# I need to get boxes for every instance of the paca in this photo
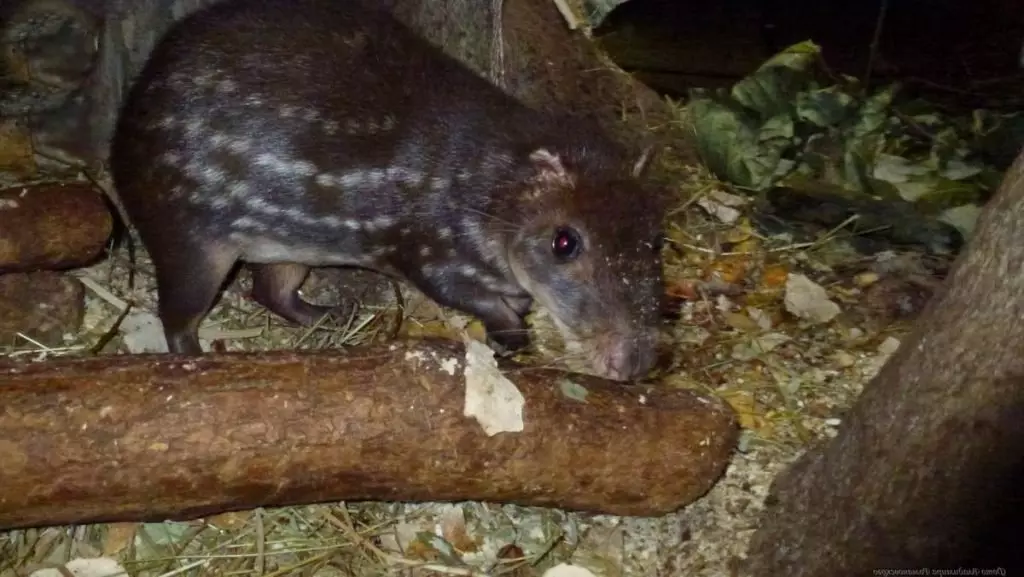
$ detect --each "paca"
[109,0,665,381]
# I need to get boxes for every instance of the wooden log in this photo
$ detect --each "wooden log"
[0,182,113,274]
[0,271,85,347]
[0,339,738,530]
[743,148,1024,574]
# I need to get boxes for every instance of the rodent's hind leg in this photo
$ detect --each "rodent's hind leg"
[154,241,240,355]
[248,262,333,326]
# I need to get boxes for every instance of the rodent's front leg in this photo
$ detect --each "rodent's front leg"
[414,279,530,353]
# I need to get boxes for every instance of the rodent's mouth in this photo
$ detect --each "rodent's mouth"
[548,315,657,382]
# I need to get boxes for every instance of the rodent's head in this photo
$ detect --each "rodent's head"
[505,145,666,382]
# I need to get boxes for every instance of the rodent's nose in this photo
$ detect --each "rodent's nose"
[601,333,657,381]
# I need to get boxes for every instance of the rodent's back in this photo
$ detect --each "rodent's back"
[110,0,549,232]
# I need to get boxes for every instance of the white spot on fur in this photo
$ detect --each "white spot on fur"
[343,219,362,231]
[325,167,426,190]
[400,227,411,235]
[218,80,238,93]
[184,118,204,138]
[302,109,320,123]
[232,216,265,231]
[323,120,340,135]
[369,215,396,230]
[209,197,231,209]
[209,133,229,148]
[254,153,317,177]
[226,138,251,155]
[200,166,228,186]
[193,72,216,87]
[318,215,344,228]
[227,181,251,198]
[429,177,450,192]
[438,227,453,239]
[159,151,182,167]
[419,246,432,257]
[280,105,298,118]
[458,264,478,277]
[243,196,281,216]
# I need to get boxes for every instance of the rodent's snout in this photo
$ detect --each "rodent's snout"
[595,328,659,382]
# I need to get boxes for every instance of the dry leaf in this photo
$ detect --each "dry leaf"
[205,510,252,530]
[854,271,880,287]
[724,311,760,332]
[762,264,790,289]
[402,319,460,340]
[710,256,749,284]
[784,273,841,324]
[438,504,478,552]
[666,278,699,301]
[697,196,741,223]
[718,389,771,433]
[101,523,139,556]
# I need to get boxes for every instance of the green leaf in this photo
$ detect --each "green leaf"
[689,97,788,190]
[796,86,855,127]
[558,378,590,403]
[758,40,823,72]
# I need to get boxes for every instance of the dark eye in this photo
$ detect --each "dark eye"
[552,226,582,261]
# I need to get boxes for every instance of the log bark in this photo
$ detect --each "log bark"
[0,338,738,531]
[0,182,113,273]
[0,271,85,346]
[743,148,1024,574]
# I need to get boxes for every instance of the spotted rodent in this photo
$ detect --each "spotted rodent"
[109,0,666,381]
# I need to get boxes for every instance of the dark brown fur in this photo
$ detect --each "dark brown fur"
[109,0,665,380]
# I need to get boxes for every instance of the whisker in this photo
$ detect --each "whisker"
[456,205,519,229]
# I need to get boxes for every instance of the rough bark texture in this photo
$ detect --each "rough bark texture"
[392,0,696,166]
[0,338,738,531]
[0,271,85,346]
[744,148,1024,574]
[0,182,113,273]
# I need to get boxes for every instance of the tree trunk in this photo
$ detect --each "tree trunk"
[0,338,738,531]
[743,148,1024,574]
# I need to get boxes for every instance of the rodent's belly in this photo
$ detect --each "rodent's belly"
[230,232,376,268]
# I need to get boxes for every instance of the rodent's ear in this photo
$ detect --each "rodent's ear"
[632,144,658,178]
[528,148,574,187]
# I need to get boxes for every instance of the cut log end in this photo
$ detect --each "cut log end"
[0,338,738,530]
[0,182,114,274]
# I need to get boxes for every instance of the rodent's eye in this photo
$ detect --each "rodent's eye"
[551,227,582,261]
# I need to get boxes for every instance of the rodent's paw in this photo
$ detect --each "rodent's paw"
[485,331,530,358]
